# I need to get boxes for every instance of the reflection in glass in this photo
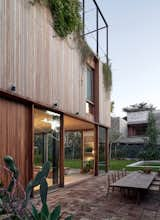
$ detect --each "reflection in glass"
[99,127,106,173]
[34,109,60,189]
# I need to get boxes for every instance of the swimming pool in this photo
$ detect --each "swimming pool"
[127,160,160,169]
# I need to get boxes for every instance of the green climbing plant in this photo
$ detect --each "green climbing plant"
[33,0,82,38]
[77,36,94,63]
[31,0,96,64]
[103,62,112,92]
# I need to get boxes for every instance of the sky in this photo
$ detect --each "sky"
[85,0,160,117]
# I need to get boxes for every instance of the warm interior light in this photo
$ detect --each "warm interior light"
[87,157,93,161]
[46,110,59,117]
[86,103,89,113]
[42,118,48,123]
[41,118,60,130]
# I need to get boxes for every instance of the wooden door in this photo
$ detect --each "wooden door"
[0,97,32,187]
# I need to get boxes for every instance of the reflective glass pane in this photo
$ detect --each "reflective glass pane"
[34,109,60,190]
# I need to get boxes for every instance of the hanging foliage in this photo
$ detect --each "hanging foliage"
[31,0,100,65]
[103,62,112,92]
[77,35,94,64]
[33,0,82,38]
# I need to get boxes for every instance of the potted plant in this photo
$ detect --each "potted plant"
[85,146,93,153]
[82,160,94,174]
[143,167,152,174]
[157,169,160,176]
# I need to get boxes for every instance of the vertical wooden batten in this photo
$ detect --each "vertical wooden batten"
[30,104,34,181]
[94,125,99,176]
[105,128,109,172]
[81,131,84,171]
[0,97,32,187]
[60,113,64,186]
[94,58,99,123]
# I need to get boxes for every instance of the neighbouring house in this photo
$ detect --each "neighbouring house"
[0,0,110,189]
[111,105,160,159]
[110,117,128,139]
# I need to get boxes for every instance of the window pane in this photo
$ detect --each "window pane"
[34,108,60,189]
[86,67,93,101]
[98,127,106,173]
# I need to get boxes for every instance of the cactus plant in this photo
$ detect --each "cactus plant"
[31,203,72,220]
[3,155,19,192]
[24,161,50,208]
[26,162,72,220]
[0,156,73,219]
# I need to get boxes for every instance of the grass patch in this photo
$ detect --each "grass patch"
[109,160,138,171]
[64,159,139,171]
[64,159,81,169]
[109,160,160,172]
[60,159,160,171]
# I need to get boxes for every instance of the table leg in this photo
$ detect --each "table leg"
[137,190,140,204]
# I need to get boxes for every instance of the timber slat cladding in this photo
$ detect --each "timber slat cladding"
[0,0,110,127]
[0,98,32,187]
[98,62,111,127]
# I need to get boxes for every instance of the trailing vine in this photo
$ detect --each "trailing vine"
[31,0,94,64]
[32,0,110,78]
[77,35,94,64]
[103,62,112,92]
[32,0,82,38]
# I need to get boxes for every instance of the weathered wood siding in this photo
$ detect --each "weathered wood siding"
[0,0,110,127]
[0,97,32,186]
[99,62,111,127]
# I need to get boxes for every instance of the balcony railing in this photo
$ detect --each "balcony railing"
[81,0,109,64]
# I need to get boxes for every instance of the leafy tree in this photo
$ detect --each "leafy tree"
[139,111,160,160]
[147,111,159,147]
[109,129,122,159]
[123,102,156,112]
[109,129,121,144]
[110,101,115,113]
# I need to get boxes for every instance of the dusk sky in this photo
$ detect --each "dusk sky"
[85,0,160,116]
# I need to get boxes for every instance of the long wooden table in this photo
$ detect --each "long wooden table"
[111,171,156,203]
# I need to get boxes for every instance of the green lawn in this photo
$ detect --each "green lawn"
[109,160,160,172]
[64,159,137,171]
[64,159,81,169]
[64,159,160,172]
[109,160,137,171]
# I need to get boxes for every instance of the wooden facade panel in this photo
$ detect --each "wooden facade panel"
[0,97,32,186]
[0,0,110,127]
[99,62,111,127]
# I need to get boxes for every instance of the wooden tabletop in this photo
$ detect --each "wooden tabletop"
[111,171,156,189]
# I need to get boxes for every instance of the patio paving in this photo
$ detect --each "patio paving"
[34,175,160,220]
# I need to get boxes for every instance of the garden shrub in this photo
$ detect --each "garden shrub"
[111,144,160,160]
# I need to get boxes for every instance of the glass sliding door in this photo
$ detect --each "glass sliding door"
[98,127,106,174]
[34,108,60,189]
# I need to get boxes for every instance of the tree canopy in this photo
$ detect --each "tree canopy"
[123,102,156,113]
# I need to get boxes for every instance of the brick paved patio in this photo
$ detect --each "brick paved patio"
[35,175,160,220]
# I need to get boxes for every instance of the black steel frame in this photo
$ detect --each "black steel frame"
[82,0,109,64]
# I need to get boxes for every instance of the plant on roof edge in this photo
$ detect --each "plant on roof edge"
[123,102,156,113]
[103,61,112,93]
[32,0,82,38]
[31,0,95,64]
[77,35,94,64]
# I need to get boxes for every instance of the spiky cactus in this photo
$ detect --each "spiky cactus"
[24,161,50,207]
[3,155,19,192]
